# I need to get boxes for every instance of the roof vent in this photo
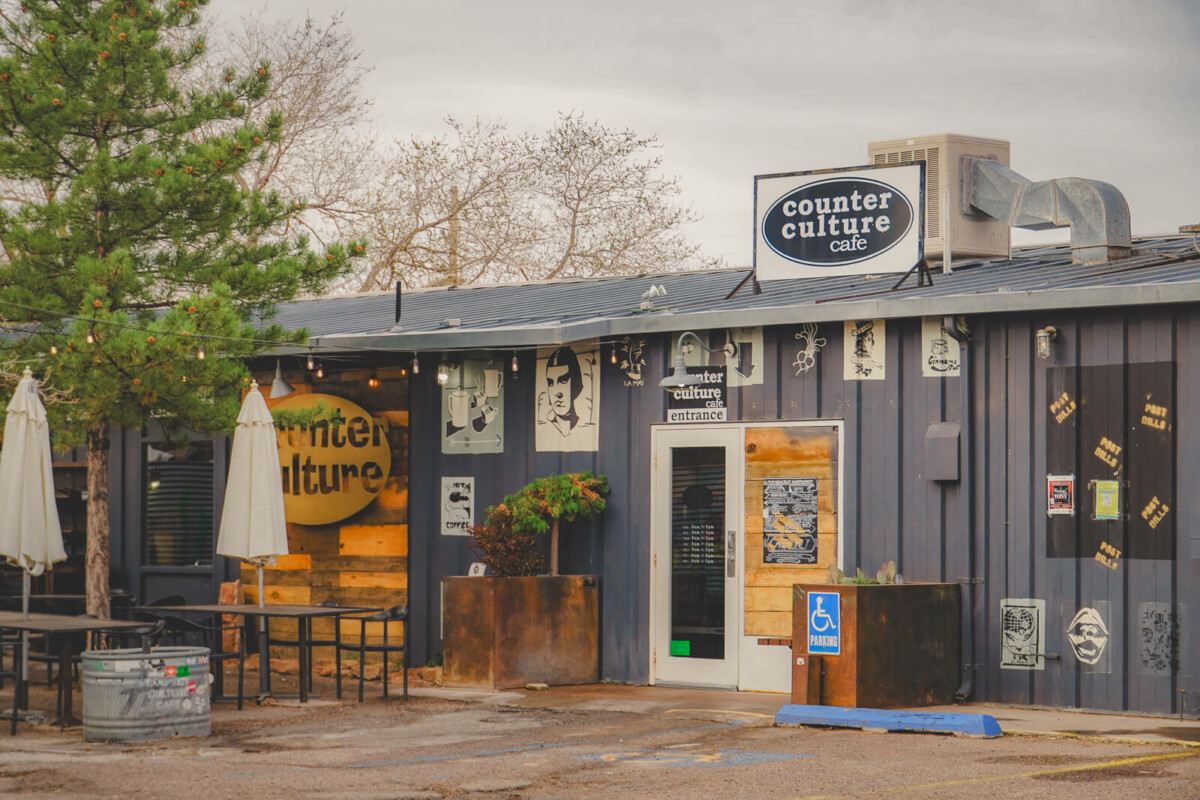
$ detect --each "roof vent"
[443,318,461,327]
[965,160,1131,264]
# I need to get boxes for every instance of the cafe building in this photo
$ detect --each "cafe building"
[29,133,1200,717]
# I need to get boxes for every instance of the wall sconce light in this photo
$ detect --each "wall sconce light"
[1035,326,1058,360]
[269,358,295,398]
[660,330,727,389]
[436,362,452,386]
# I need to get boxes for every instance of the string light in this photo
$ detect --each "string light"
[306,351,314,371]
[436,362,451,386]
[85,330,95,344]
[197,345,205,360]
[49,344,57,355]
[411,356,419,375]
[610,344,618,364]
[367,372,380,388]
[400,366,407,377]
[315,361,324,378]
[511,352,519,375]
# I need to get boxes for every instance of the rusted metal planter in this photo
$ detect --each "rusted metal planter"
[443,575,599,690]
[792,583,961,708]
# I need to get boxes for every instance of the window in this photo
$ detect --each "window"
[143,440,215,567]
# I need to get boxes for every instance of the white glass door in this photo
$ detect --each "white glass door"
[651,426,741,688]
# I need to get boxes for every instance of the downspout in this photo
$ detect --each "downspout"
[944,316,976,701]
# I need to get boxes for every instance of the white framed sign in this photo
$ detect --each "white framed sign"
[755,163,924,280]
[441,477,475,536]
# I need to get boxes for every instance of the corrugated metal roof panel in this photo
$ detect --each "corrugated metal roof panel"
[277,236,1200,351]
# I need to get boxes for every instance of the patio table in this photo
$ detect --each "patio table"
[145,603,380,702]
[0,611,150,727]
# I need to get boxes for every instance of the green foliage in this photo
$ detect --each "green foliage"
[504,472,609,537]
[468,503,544,578]
[827,560,899,586]
[0,0,361,445]
[470,472,610,577]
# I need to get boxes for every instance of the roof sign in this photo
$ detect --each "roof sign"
[755,163,924,280]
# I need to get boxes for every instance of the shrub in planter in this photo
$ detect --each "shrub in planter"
[469,471,609,576]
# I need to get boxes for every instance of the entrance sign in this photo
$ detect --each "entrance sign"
[272,392,392,526]
[807,591,841,655]
[755,163,924,280]
[666,366,727,423]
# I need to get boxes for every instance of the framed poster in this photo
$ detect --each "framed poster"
[441,477,475,536]
[762,477,818,564]
[1046,474,1075,517]
[442,360,504,454]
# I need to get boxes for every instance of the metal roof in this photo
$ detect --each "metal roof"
[284,235,1200,354]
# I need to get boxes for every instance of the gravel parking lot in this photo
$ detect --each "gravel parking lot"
[1,674,1197,799]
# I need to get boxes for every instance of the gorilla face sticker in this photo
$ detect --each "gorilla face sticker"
[1066,607,1110,665]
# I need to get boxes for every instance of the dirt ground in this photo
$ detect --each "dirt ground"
[1,668,1197,799]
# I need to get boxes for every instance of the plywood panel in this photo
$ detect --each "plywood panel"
[339,524,408,556]
[745,610,792,637]
[337,571,408,590]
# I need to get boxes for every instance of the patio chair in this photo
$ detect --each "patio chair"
[160,615,245,709]
[336,605,407,702]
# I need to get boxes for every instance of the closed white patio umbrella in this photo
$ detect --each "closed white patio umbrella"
[215,381,288,695]
[0,367,66,618]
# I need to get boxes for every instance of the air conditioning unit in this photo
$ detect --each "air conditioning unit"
[868,133,1011,262]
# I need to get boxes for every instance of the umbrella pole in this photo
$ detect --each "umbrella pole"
[257,564,269,699]
[20,571,29,710]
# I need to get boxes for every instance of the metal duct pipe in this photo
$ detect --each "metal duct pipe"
[966,159,1132,264]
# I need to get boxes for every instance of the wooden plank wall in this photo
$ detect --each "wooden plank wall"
[743,426,839,638]
[245,366,410,656]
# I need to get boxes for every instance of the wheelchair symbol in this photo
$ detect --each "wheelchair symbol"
[810,597,835,633]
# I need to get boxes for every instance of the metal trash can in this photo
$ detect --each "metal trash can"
[81,647,211,742]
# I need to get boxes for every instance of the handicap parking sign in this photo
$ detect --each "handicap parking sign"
[807,591,841,655]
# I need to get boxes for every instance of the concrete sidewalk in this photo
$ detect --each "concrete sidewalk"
[409,682,1200,746]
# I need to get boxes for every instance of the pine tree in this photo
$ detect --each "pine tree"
[0,0,356,617]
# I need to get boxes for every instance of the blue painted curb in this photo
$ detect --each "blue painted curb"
[775,704,1003,738]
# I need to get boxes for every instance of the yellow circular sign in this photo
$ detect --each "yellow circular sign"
[272,393,392,526]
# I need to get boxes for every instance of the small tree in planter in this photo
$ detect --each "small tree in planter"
[470,472,609,576]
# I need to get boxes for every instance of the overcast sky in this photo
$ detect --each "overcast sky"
[212,0,1200,267]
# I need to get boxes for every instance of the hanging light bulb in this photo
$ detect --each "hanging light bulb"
[411,356,419,375]
[197,345,206,360]
[181,375,187,383]
[368,372,380,388]
[436,362,451,386]
[49,344,58,355]
[610,344,618,365]
[315,361,324,378]
[306,351,314,371]
[85,330,95,344]
[511,352,519,374]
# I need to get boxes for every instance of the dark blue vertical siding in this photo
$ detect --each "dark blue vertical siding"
[405,306,1197,713]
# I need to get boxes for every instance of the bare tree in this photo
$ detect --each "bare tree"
[201,10,376,249]
[353,114,717,291]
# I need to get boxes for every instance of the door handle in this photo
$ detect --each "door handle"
[727,530,736,578]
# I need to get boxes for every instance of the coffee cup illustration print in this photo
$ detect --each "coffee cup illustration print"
[536,343,600,452]
[441,361,504,454]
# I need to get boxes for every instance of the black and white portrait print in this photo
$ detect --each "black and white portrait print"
[844,319,885,380]
[536,343,600,452]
